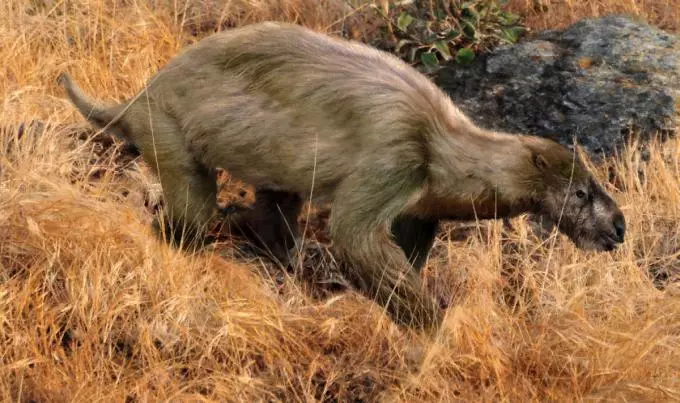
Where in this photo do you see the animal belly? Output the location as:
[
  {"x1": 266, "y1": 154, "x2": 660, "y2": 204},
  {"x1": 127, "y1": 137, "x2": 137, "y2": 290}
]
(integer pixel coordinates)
[
  {"x1": 197, "y1": 133, "x2": 349, "y2": 201},
  {"x1": 176, "y1": 79, "x2": 360, "y2": 198}
]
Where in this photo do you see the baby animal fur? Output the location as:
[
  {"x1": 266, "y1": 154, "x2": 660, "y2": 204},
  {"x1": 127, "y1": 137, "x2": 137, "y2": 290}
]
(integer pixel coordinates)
[{"x1": 58, "y1": 22, "x2": 625, "y2": 330}]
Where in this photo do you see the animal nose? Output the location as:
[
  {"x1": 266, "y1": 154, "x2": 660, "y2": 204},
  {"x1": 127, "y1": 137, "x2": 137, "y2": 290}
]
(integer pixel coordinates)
[{"x1": 612, "y1": 214, "x2": 625, "y2": 243}]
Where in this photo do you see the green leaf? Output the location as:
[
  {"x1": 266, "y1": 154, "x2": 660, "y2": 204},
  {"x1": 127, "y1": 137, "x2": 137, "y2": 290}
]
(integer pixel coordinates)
[
  {"x1": 433, "y1": 40, "x2": 452, "y2": 60},
  {"x1": 455, "y1": 48, "x2": 475, "y2": 65},
  {"x1": 420, "y1": 52, "x2": 439, "y2": 67},
  {"x1": 462, "y1": 20, "x2": 476, "y2": 38},
  {"x1": 397, "y1": 12, "x2": 414, "y2": 32},
  {"x1": 395, "y1": 39, "x2": 416, "y2": 53},
  {"x1": 443, "y1": 29, "x2": 461, "y2": 40},
  {"x1": 500, "y1": 26, "x2": 525, "y2": 43},
  {"x1": 460, "y1": 4, "x2": 479, "y2": 22}
]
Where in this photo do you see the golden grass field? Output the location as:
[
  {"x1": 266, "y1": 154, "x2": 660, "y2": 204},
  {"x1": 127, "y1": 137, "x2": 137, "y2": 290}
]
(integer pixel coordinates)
[{"x1": 1, "y1": 0, "x2": 680, "y2": 401}]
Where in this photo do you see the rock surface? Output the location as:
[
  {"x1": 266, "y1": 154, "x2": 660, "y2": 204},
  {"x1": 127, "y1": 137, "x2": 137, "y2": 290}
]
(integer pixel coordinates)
[{"x1": 435, "y1": 15, "x2": 680, "y2": 159}]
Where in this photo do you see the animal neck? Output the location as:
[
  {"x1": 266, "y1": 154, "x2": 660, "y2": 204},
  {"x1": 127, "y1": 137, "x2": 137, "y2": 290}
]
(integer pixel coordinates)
[{"x1": 411, "y1": 122, "x2": 542, "y2": 221}]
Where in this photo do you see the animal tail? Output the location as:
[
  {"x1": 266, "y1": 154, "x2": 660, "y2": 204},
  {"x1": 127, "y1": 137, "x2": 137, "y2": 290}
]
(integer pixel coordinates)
[{"x1": 57, "y1": 72, "x2": 129, "y2": 141}]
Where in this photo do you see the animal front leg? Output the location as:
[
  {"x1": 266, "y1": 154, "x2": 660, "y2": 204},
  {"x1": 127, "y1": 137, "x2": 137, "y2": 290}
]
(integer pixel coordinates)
[
  {"x1": 330, "y1": 164, "x2": 442, "y2": 330},
  {"x1": 333, "y1": 218, "x2": 442, "y2": 330}
]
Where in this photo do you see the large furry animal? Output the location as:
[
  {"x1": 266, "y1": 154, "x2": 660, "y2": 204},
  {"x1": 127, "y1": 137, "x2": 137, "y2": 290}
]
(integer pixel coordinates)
[{"x1": 58, "y1": 22, "x2": 626, "y2": 330}]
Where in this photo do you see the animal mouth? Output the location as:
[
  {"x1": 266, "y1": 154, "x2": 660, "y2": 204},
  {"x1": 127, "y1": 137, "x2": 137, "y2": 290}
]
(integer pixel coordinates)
[
  {"x1": 567, "y1": 231, "x2": 623, "y2": 252},
  {"x1": 537, "y1": 216, "x2": 624, "y2": 252},
  {"x1": 594, "y1": 232, "x2": 624, "y2": 252},
  {"x1": 600, "y1": 241, "x2": 617, "y2": 252}
]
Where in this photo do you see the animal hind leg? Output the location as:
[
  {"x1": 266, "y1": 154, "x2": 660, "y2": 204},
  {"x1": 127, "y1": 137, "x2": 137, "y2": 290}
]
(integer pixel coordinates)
[
  {"x1": 151, "y1": 162, "x2": 219, "y2": 250},
  {"x1": 223, "y1": 187, "x2": 303, "y2": 264},
  {"x1": 139, "y1": 113, "x2": 219, "y2": 250}
]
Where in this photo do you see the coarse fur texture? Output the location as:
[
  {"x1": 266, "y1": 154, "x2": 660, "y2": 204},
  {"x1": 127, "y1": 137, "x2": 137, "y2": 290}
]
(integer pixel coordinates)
[{"x1": 58, "y1": 21, "x2": 625, "y2": 330}]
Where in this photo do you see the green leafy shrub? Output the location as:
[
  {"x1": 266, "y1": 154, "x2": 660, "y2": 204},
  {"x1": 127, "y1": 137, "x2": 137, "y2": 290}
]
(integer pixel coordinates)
[{"x1": 363, "y1": 0, "x2": 527, "y2": 73}]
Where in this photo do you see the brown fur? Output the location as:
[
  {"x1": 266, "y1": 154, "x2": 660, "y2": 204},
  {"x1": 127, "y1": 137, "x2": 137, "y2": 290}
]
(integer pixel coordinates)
[{"x1": 57, "y1": 22, "x2": 625, "y2": 330}]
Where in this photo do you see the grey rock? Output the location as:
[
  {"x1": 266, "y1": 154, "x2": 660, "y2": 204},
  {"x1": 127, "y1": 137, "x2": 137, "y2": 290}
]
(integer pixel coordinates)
[{"x1": 435, "y1": 15, "x2": 680, "y2": 159}]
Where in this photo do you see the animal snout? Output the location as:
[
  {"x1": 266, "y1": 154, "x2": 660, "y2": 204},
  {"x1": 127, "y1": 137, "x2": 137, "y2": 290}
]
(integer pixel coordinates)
[{"x1": 611, "y1": 213, "x2": 626, "y2": 243}]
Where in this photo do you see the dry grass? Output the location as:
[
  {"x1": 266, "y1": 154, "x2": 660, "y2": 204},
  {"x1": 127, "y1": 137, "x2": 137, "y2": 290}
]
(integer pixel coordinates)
[
  {"x1": 1, "y1": 0, "x2": 679, "y2": 401},
  {"x1": 507, "y1": 0, "x2": 680, "y2": 32}
]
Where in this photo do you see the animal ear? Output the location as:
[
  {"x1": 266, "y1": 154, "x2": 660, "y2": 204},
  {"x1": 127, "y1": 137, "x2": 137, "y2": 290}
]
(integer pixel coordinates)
[{"x1": 532, "y1": 152, "x2": 550, "y2": 171}]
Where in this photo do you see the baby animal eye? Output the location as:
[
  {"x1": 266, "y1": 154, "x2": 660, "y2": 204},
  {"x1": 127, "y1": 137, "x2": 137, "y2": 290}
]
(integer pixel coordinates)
[{"x1": 575, "y1": 190, "x2": 587, "y2": 199}]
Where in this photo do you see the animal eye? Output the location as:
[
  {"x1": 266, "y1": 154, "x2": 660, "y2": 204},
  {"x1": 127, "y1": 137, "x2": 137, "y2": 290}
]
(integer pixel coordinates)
[{"x1": 575, "y1": 190, "x2": 587, "y2": 199}]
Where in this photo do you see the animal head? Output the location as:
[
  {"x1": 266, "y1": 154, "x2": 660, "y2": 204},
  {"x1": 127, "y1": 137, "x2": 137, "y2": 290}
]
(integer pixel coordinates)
[{"x1": 524, "y1": 138, "x2": 625, "y2": 252}]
